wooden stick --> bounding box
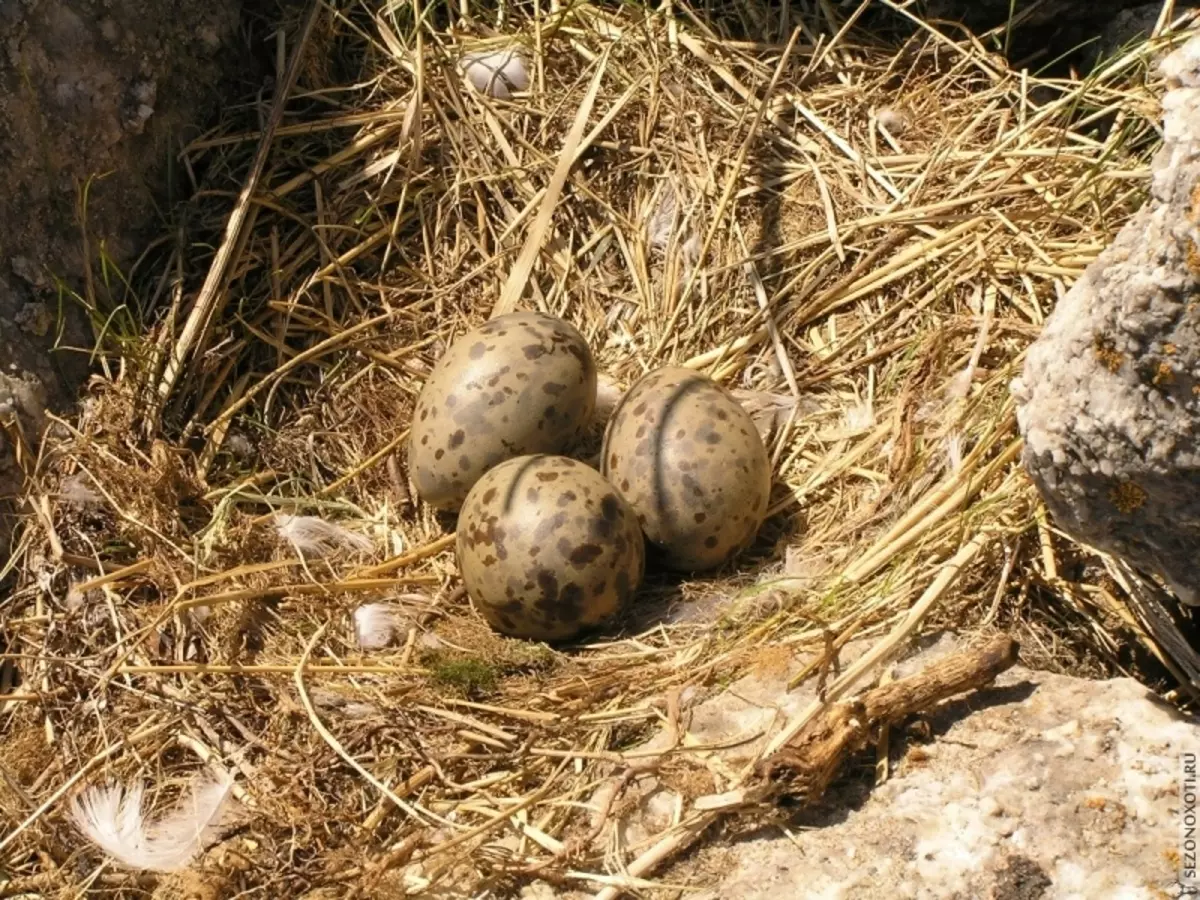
[753,635,1019,802]
[592,634,1019,899]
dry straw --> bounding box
[2,0,1196,896]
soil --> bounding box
[0,0,279,534]
[0,0,267,412]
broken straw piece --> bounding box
[460,49,529,99]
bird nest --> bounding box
[0,2,1194,897]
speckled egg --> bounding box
[408,312,598,510]
[456,455,645,642]
[601,366,772,572]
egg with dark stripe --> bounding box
[408,312,597,510]
[456,455,644,642]
[601,366,772,572]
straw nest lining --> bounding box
[0,1,1193,896]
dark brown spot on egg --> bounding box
[536,472,560,482]
[482,487,497,504]
[543,382,566,396]
[421,435,429,445]
[676,429,686,440]
[558,490,577,507]
[449,429,465,449]
[717,409,729,421]
[569,544,603,566]
[420,408,428,421]
[704,536,719,549]
[694,512,707,524]
[523,345,547,360]
[704,430,721,445]
[435,449,445,460]
[592,580,607,596]
[621,479,630,492]
[536,570,559,608]
[601,494,621,522]
[559,584,584,621]
[633,402,647,416]
[459,455,470,471]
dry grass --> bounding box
[1,1,1196,896]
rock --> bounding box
[1085,4,1172,69]
[597,633,1193,899]
[15,302,52,338]
[1011,35,1200,606]
[919,1,1197,71]
[0,0,261,413]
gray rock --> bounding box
[584,634,1194,899]
[1011,35,1200,605]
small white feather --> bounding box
[946,432,964,472]
[647,184,679,249]
[876,106,910,136]
[275,514,372,557]
[59,473,102,507]
[461,49,529,99]
[70,773,234,873]
[353,602,404,650]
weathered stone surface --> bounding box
[539,634,1193,899]
[922,1,1198,72]
[1011,35,1200,605]
[0,0,255,411]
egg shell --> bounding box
[601,366,772,572]
[408,312,597,510]
[456,455,645,642]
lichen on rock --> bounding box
[1012,33,1200,605]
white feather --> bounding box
[275,514,372,557]
[461,49,529,99]
[647,184,679,249]
[946,432,964,473]
[353,602,404,650]
[70,773,234,873]
[59,473,102,507]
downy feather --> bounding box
[275,514,372,557]
[70,773,234,873]
[353,602,404,650]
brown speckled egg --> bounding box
[456,455,644,642]
[601,366,772,572]
[408,312,597,510]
